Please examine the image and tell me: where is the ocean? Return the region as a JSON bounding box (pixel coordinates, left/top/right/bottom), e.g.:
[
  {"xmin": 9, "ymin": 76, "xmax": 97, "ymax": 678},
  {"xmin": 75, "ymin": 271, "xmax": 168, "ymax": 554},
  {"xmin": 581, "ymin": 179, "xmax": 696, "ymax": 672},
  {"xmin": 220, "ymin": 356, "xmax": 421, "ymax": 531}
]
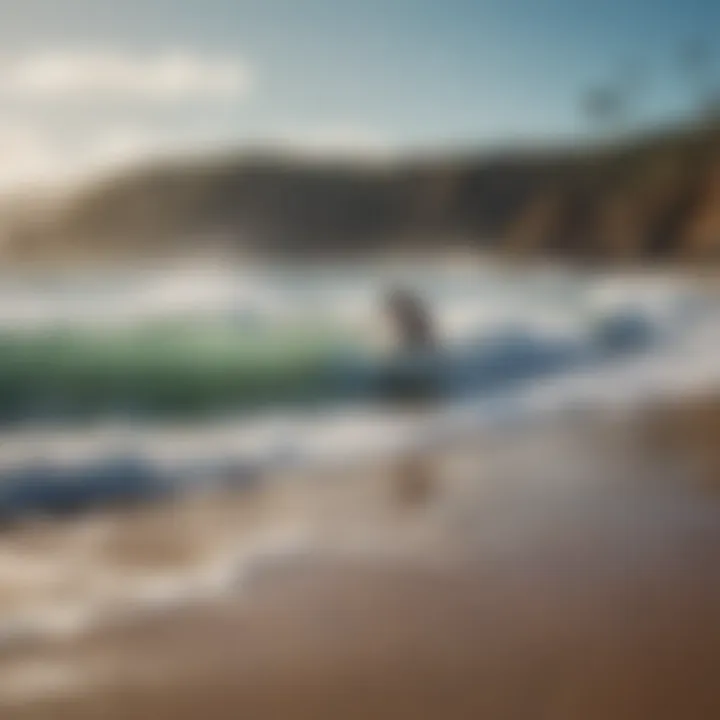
[
  {"xmin": 0, "ymin": 260, "xmax": 714, "ymax": 513},
  {"xmin": 0, "ymin": 259, "xmax": 716, "ymax": 659}
]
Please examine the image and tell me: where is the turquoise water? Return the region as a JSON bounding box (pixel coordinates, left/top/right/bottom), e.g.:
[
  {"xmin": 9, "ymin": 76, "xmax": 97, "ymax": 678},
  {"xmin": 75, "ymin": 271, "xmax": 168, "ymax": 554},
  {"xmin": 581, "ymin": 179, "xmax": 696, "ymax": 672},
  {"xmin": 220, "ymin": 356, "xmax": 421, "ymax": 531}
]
[{"xmin": 0, "ymin": 319, "xmax": 371, "ymax": 422}]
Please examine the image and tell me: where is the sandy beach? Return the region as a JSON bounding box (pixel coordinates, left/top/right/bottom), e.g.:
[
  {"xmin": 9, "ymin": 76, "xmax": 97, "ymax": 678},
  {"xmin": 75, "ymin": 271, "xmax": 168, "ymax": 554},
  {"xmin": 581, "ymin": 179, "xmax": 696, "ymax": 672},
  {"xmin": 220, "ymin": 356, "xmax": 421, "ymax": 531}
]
[{"xmin": 0, "ymin": 398, "xmax": 717, "ymax": 719}]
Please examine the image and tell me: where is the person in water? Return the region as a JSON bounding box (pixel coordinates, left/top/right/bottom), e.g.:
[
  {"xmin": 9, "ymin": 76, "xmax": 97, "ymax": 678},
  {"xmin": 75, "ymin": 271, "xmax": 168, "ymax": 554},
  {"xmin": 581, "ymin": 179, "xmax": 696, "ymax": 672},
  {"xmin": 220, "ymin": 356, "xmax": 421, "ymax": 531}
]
[
  {"xmin": 385, "ymin": 287, "xmax": 437, "ymax": 353},
  {"xmin": 383, "ymin": 287, "xmax": 440, "ymax": 506},
  {"xmin": 383, "ymin": 287, "xmax": 440, "ymax": 405}
]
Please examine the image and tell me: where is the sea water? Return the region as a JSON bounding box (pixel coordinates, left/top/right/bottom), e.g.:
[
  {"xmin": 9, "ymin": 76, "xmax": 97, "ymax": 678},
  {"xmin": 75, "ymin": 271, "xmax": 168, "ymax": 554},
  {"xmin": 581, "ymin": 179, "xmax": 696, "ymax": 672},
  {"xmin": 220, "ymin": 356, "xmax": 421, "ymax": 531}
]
[
  {"xmin": 0, "ymin": 260, "xmax": 717, "ymax": 665},
  {"xmin": 0, "ymin": 260, "xmax": 713, "ymax": 512}
]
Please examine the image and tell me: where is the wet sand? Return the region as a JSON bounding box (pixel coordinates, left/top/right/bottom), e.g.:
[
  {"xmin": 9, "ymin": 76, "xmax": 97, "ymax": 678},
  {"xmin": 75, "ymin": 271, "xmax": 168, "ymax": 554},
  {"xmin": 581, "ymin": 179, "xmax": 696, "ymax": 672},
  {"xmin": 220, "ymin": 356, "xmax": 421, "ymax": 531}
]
[{"xmin": 1, "ymin": 400, "xmax": 720, "ymax": 719}]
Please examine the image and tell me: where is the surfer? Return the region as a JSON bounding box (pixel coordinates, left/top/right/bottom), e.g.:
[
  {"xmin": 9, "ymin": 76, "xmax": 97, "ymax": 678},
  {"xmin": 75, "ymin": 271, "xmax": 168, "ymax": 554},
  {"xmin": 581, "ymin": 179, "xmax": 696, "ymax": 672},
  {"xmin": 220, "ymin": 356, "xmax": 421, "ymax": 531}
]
[
  {"xmin": 382, "ymin": 286, "xmax": 440, "ymax": 406},
  {"xmin": 383, "ymin": 286, "xmax": 440, "ymax": 506},
  {"xmin": 385, "ymin": 287, "xmax": 437, "ymax": 353}
]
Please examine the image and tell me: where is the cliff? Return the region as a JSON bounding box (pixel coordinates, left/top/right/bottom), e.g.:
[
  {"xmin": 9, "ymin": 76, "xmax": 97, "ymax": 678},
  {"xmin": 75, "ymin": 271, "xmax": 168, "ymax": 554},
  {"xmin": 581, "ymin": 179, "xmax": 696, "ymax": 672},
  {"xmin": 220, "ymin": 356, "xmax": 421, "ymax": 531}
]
[{"xmin": 9, "ymin": 123, "xmax": 720, "ymax": 265}]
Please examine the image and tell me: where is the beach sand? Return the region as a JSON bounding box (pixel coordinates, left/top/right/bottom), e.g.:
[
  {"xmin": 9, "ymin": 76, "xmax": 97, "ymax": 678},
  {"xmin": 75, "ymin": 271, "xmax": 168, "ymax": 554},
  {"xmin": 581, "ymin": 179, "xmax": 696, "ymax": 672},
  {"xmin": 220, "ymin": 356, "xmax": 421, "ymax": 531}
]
[{"xmin": 1, "ymin": 399, "xmax": 720, "ymax": 719}]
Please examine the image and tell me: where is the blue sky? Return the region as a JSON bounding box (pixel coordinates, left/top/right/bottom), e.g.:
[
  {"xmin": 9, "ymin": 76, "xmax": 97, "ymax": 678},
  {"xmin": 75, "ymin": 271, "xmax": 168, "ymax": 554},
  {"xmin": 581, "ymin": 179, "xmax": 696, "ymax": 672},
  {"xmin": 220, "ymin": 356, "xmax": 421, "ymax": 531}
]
[{"xmin": 0, "ymin": 0, "xmax": 717, "ymax": 187}]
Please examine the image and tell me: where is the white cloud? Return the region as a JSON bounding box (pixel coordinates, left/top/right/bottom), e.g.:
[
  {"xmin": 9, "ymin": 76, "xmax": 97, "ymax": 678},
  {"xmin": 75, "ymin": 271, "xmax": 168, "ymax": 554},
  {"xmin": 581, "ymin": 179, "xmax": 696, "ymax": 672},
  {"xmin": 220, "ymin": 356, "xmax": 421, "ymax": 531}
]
[
  {"xmin": 0, "ymin": 121, "xmax": 241, "ymax": 194},
  {"xmin": 0, "ymin": 122, "xmax": 159, "ymax": 192},
  {"xmin": 0, "ymin": 49, "xmax": 254, "ymax": 102},
  {"xmin": 0, "ymin": 119, "xmax": 394, "ymax": 196},
  {"xmin": 0, "ymin": 121, "xmax": 67, "ymax": 190}
]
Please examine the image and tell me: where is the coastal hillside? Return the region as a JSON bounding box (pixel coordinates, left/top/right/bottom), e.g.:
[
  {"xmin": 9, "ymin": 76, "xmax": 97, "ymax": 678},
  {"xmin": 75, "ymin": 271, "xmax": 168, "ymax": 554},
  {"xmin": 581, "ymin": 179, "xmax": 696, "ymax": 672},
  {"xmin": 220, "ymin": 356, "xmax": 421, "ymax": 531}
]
[{"xmin": 9, "ymin": 123, "xmax": 720, "ymax": 265}]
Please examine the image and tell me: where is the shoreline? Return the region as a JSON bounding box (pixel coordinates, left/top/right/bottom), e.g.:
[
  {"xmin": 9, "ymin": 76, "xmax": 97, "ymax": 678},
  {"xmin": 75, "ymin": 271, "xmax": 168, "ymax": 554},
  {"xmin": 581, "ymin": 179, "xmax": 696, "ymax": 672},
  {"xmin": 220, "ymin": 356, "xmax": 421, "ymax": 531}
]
[{"xmin": 0, "ymin": 396, "xmax": 719, "ymax": 717}]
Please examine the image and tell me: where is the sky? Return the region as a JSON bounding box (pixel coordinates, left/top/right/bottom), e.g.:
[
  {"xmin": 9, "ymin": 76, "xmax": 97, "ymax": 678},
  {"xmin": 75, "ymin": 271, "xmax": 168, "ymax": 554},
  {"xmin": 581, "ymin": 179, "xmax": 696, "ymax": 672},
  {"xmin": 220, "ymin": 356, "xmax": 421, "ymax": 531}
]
[{"xmin": 0, "ymin": 0, "xmax": 717, "ymax": 189}]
